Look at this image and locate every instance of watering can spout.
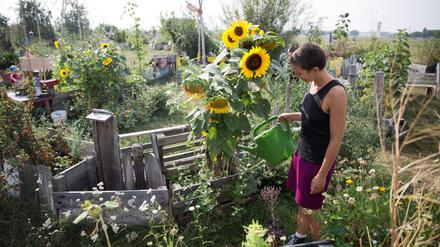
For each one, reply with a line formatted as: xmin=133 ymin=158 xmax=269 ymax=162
xmin=237 ymin=144 xmax=256 ymax=154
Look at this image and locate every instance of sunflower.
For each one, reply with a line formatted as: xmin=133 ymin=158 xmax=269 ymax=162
xmin=240 ymin=46 xmax=270 ymax=78
xmin=207 ymin=99 xmax=230 ymax=114
xmin=229 ymin=20 xmax=250 ymax=41
xmin=100 ymin=42 xmax=109 ymax=49
xmin=54 ymin=40 xmax=60 ymax=49
xmin=222 ymin=29 xmax=238 ymax=49
xmin=102 ymin=57 xmax=113 ymax=65
xmin=59 ymin=68 xmax=69 ymax=78
xmin=183 ymin=81 xmax=206 ymax=99
xmin=251 ymin=25 xmax=264 ymax=36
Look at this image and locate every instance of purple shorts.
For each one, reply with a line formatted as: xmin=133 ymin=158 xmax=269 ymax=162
xmin=285 ymin=150 xmax=336 ymax=210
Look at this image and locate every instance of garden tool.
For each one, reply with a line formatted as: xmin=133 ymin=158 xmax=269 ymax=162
xmin=238 ymin=116 xmax=299 ymax=164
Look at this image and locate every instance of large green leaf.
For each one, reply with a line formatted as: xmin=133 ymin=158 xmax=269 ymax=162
xmin=224 ymin=115 xmax=239 ymax=131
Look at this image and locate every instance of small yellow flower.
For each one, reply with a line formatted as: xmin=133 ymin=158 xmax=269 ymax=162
xmin=379 ymin=187 xmax=386 ymax=192
xmin=345 ymin=179 xmax=353 ymax=185
xmin=59 ymin=68 xmax=69 ymax=78
xmin=405 ymin=195 xmax=412 ymax=201
xmin=100 ymin=42 xmax=109 ymax=49
xmin=201 ymin=131 xmax=208 ymax=137
xmin=54 ymin=40 xmax=60 ymax=49
xmin=102 ymin=57 xmax=113 ymax=66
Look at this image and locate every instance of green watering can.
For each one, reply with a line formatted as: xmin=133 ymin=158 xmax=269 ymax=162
xmin=238 ymin=116 xmax=300 ymax=164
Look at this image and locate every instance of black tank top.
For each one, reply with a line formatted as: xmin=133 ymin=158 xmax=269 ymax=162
xmin=298 ymin=80 xmax=344 ymax=164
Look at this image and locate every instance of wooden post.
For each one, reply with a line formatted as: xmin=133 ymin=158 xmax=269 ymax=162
xmin=436 ymin=63 xmax=440 ymax=100
xmin=374 ymin=71 xmax=385 ymax=121
xmin=132 ymin=144 xmax=146 ymax=189
xmin=86 ymin=109 xmax=124 ymax=190
xmin=86 ymin=156 xmax=97 ymax=188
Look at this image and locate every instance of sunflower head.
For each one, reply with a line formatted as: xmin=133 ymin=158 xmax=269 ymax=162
xmin=229 ymin=20 xmax=250 ymax=41
xmin=102 ymin=57 xmax=113 ymax=66
xmin=207 ymin=98 xmax=230 ymax=114
xmin=183 ymin=80 xmax=207 ymax=99
xmin=59 ymin=68 xmax=69 ymax=78
xmin=222 ymin=29 xmax=238 ymax=49
xmin=251 ymin=25 xmax=264 ymax=36
xmin=100 ymin=43 xmax=109 ymax=49
xmin=54 ymin=40 xmax=60 ymax=49
xmin=240 ymin=46 xmax=271 ymax=78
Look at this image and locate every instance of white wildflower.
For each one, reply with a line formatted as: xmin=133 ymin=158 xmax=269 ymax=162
xmin=348 ymin=197 xmax=356 ymax=205
xmin=147 ymin=241 xmax=153 ymax=246
xmin=356 ymin=186 xmax=363 ymax=192
xmin=150 ymin=195 xmax=156 ymax=203
xmin=80 ymin=230 xmax=86 ymax=236
xmin=195 ymin=205 xmax=200 ymax=209
xmin=99 ymin=197 xmax=104 ymax=201
xmin=127 ymin=199 xmax=135 ymax=207
xmin=372 ymin=240 xmax=377 ymax=244
xmin=343 ymin=193 xmax=349 ymax=198
xmin=97 ymin=182 xmax=104 ymax=187
xmin=112 ymin=224 xmax=120 ymax=233
xmin=147 ymin=188 xmax=152 ymax=194
xmin=152 ymin=209 xmax=159 ymax=214
xmin=43 ymin=218 xmax=52 ymax=228
xmin=139 ymin=200 xmax=149 ymax=212
xmin=369 ymin=169 xmax=376 ymax=174
xmin=91 ymin=234 xmax=99 ymax=242
xmin=110 ymin=215 xmax=116 ymax=221
xmin=189 ymin=206 xmax=195 ymax=211
xmin=280 ymin=236 xmax=287 ymax=241
xmin=64 ymin=210 xmax=71 ymax=218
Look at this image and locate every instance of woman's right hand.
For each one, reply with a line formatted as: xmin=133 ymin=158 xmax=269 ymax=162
xmin=277 ymin=113 xmax=292 ymax=122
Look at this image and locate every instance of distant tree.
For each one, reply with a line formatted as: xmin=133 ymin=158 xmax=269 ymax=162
xmin=95 ymin=24 xmax=126 ymax=43
xmin=62 ymin=0 xmax=90 ymax=38
xmin=17 ymin=0 xmax=55 ymax=42
xmin=350 ymin=29 xmax=359 ymax=39
xmin=0 ymin=14 xmax=12 ymax=51
xmin=221 ymin=0 xmax=309 ymax=34
xmin=160 ymin=16 xmax=215 ymax=58
xmin=410 ymin=31 xmax=423 ymax=38
xmin=307 ymin=22 xmax=322 ymax=44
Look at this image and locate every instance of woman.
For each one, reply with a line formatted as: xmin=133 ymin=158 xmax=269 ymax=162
xmin=278 ymin=43 xmax=347 ymax=244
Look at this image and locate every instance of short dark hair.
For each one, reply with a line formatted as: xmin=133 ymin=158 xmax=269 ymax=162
xmin=289 ymin=43 xmax=327 ymax=71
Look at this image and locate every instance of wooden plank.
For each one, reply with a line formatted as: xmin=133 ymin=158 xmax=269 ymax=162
xmin=163 ymin=149 xmax=205 ymax=163
xmin=164 ymin=163 xmax=200 ymax=178
xmin=53 ymin=174 xmax=66 ymax=192
xmin=157 ymin=132 xmax=190 ymax=146
xmin=53 ymin=188 xmax=169 ymax=225
xmin=20 ymin=165 xmax=38 ymax=200
xmin=151 ymin=133 xmax=166 ymax=171
xmin=144 ymin=153 xmax=166 ymax=189
xmin=120 ymin=143 xmax=152 ymax=152
xmin=60 ymin=159 xmax=88 ymax=191
xmin=121 ymin=149 xmax=135 ymax=190
xmin=348 ymin=64 xmax=358 ymax=86
xmin=86 ymin=156 xmax=97 ymax=189
xmin=132 ymin=144 xmax=146 ymax=189
xmin=36 ymin=165 xmax=55 ymax=213
xmin=119 ymin=125 xmax=189 ymax=139
xmin=162 ymin=140 xmax=203 ymax=155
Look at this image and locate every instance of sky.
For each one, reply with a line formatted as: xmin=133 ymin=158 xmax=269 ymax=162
xmin=1 ymin=0 xmax=439 ymax=33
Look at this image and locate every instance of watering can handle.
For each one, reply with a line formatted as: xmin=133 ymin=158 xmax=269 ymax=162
xmin=252 ymin=116 xmax=291 ymax=137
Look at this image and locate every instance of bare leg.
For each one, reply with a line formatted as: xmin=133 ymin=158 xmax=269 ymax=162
xmin=303 ymin=208 xmax=322 ymax=241
xmin=296 ymin=206 xmax=309 ymax=235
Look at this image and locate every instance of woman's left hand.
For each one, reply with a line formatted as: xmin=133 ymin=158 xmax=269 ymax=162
xmin=310 ymin=174 xmax=326 ymax=194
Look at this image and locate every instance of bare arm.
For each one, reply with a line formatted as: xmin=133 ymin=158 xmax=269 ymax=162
xmin=277 ymin=112 xmax=302 ymax=122
xmin=319 ymin=86 xmax=347 ymax=177
xmin=311 ymin=86 xmax=347 ymax=194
